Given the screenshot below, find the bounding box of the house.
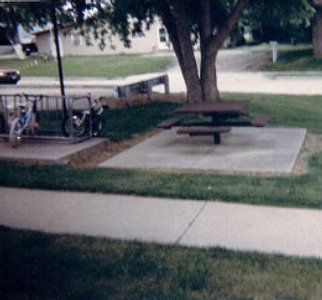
[0,26,37,56]
[34,20,172,57]
[0,27,12,55]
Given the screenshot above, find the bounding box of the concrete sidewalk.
[1,187,322,259]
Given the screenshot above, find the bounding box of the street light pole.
[50,1,67,116]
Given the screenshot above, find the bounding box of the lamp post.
[50,1,67,116]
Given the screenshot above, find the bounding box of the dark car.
[0,66,21,84]
[23,43,38,56]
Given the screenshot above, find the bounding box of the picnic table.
[175,100,250,126]
[173,100,250,144]
[158,100,270,145]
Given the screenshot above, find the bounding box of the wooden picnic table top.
[175,100,250,116]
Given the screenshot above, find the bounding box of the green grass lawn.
[1,93,322,209]
[3,44,321,76]
[260,44,322,72]
[1,225,322,299]
[240,43,310,53]
[0,54,175,77]
[102,101,181,141]
[2,43,322,300]
[2,93,322,298]
[240,43,322,72]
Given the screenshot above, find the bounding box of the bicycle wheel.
[9,118,23,148]
[61,113,89,137]
[92,115,104,137]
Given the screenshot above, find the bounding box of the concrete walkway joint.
[175,201,208,244]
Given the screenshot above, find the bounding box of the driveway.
[206,48,271,72]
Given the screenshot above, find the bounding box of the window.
[159,27,167,43]
[71,32,82,46]
[132,31,144,38]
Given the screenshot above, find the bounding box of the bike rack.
[0,93,93,142]
[65,94,93,139]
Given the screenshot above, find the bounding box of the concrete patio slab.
[100,127,306,174]
[0,138,107,164]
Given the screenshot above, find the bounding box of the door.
[158,27,170,50]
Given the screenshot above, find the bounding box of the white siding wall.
[36,21,169,57]
[0,46,13,54]
[36,33,51,55]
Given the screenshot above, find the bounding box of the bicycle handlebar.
[23,94,41,113]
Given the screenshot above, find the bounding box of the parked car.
[0,66,21,84]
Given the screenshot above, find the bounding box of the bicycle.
[9,95,39,148]
[61,98,104,138]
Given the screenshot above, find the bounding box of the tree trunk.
[313,9,322,59]
[157,0,249,103]
[199,0,220,101]
[8,6,25,60]
[199,0,250,102]
[158,1,202,103]
[200,50,220,101]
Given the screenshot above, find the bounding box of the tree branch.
[199,0,212,49]
[157,0,202,102]
[210,0,250,51]
[156,1,184,66]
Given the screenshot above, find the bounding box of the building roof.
[33,25,72,36]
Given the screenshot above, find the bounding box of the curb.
[17,83,118,89]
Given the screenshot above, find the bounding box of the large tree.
[80,0,315,102]
[0,1,67,58]
[312,1,322,58]
[2,1,317,101]
[245,0,314,44]
[77,0,250,103]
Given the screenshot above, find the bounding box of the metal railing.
[0,94,92,142]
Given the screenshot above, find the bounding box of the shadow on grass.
[262,47,322,71]
[1,225,322,299]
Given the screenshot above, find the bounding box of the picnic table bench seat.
[251,114,271,127]
[177,126,231,144]
[157,117,183,129]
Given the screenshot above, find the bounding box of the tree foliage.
[78,0,316,101]
[0,0,318,101]
[0,2,54,43]
[75,0,251,102]
[244,0,315,43]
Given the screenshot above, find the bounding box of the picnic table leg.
[213,133,221,144]
[124,86,131,105]
[211,115,221,126]
[147,82,153,102]
[164,75,170,94]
